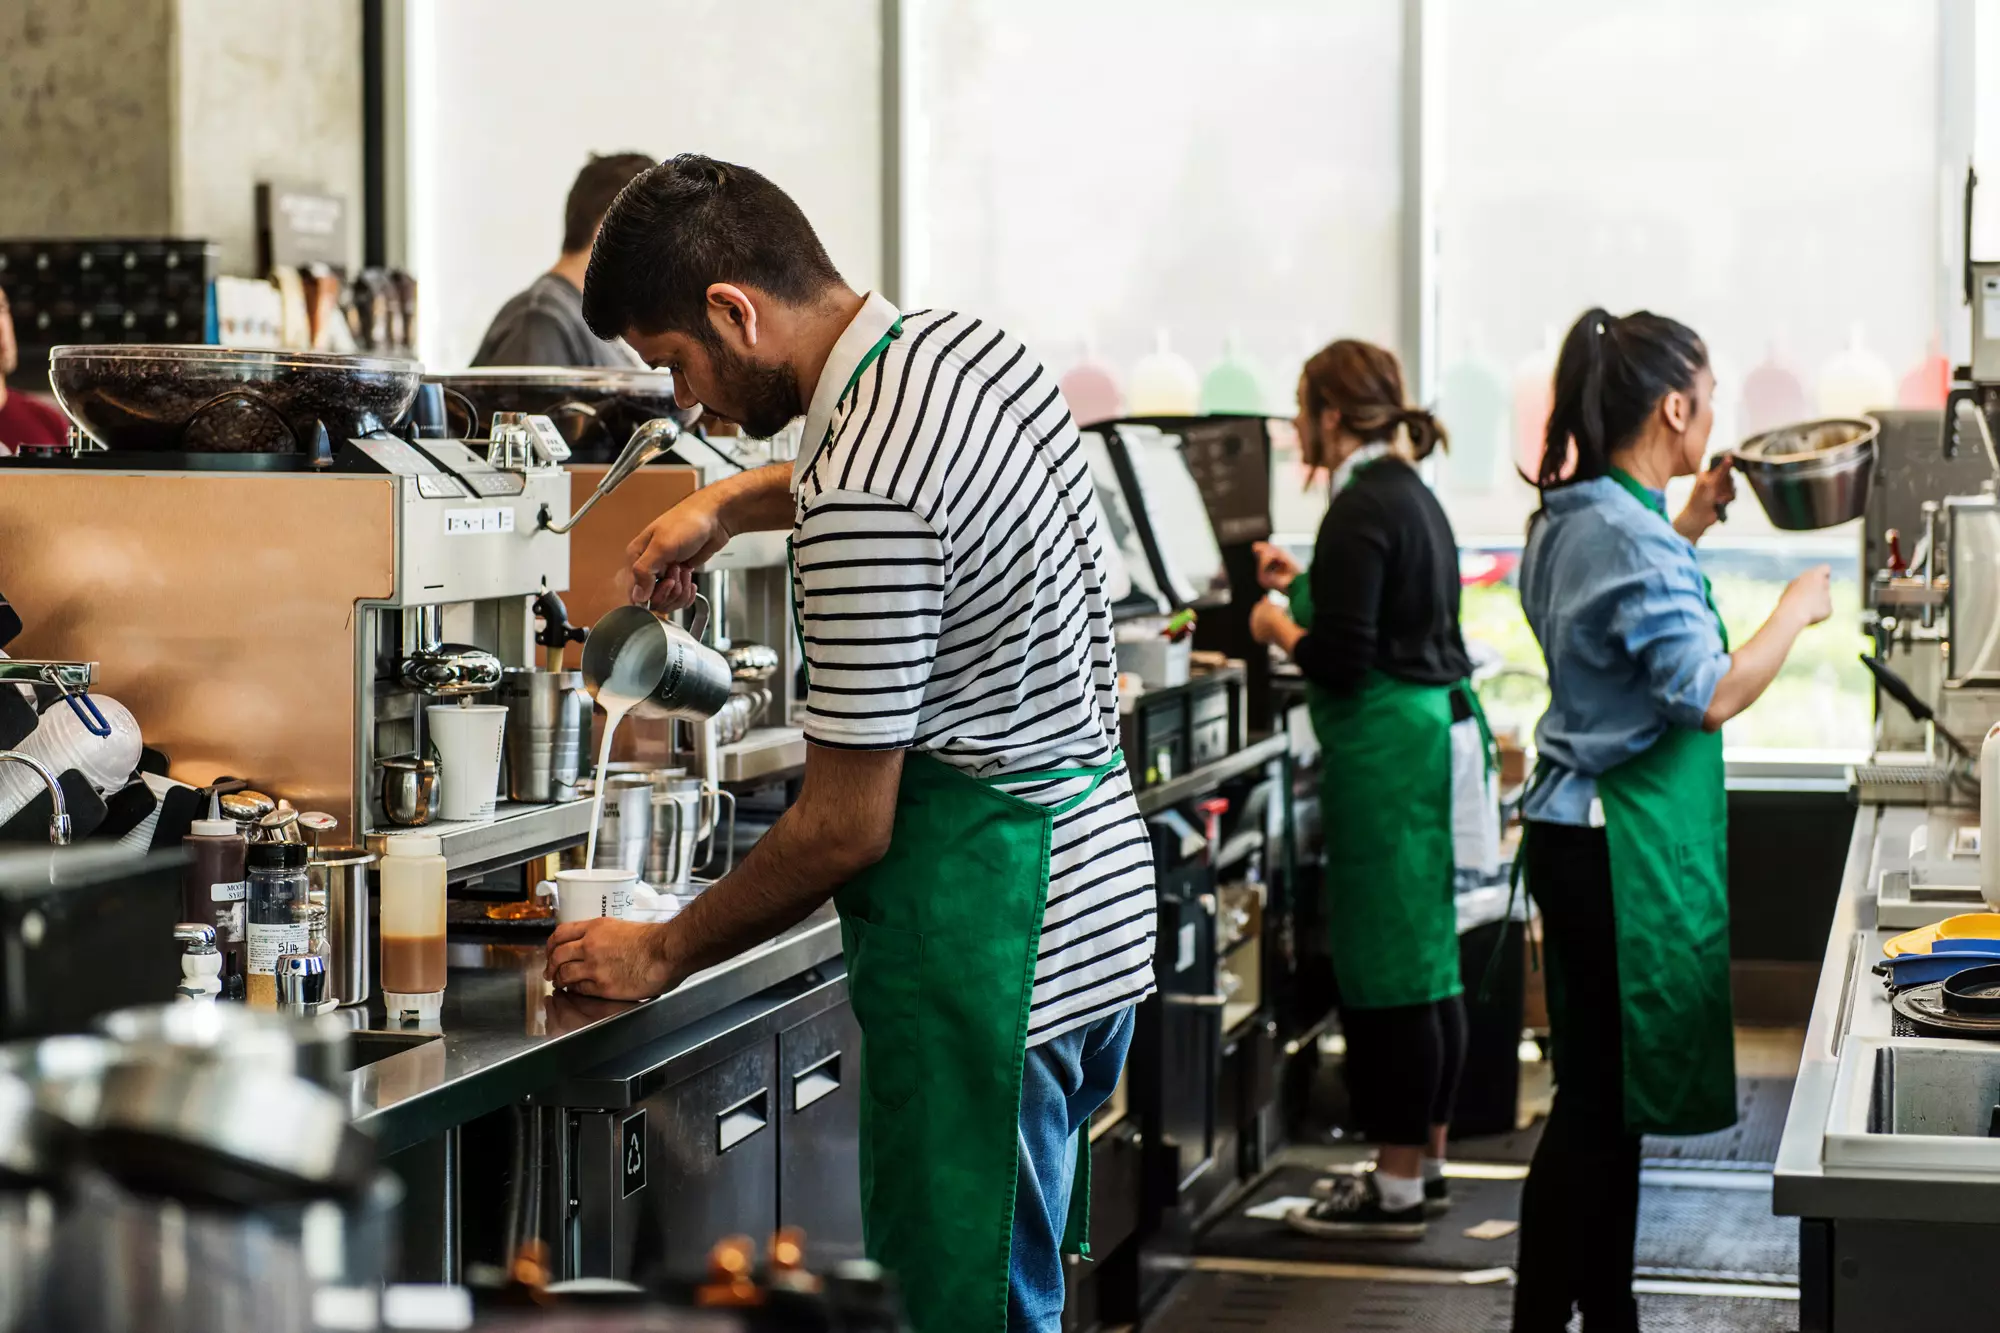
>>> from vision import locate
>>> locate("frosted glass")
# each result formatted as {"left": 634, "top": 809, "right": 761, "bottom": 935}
{"left": 909, "top": 0, "right": 1403, "bottom": 415}
{"left": 1435, "top": 0, "right": 1942, "bottom": 543}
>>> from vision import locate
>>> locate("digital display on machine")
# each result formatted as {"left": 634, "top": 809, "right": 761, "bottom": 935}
{"left": 1112, "top": 425, "right": 1232, "bottom": 610}
{"left": 1081, "top": 432, "right": 1170, "bottom": 618}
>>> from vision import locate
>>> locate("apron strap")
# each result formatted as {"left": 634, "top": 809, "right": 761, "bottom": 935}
{"left": 984, "top": 755, "right": 1124, "bottom": 815}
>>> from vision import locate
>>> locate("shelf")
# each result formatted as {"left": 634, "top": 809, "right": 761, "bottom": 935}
{"left": 365, "top": 797, "right": 595, "bottom": 881}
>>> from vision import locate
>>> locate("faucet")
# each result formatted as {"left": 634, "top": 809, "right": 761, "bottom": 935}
{"left": 539, "top": 416, "right": 685, "bottom": 535}
{"left": 0, "top": 751, "right": 70, "bottom": 845}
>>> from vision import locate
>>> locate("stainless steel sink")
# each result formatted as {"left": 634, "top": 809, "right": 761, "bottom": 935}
{"left": 345, "top": 1029, "right": 441, "bottom": 1071}
{"left": 1825, "top": 1036, "right": 2000, "bottom": 1173}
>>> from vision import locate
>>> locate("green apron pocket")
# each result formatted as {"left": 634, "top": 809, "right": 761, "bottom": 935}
{"left": 847, "top": 917, "right": 925, "bottom": 1112}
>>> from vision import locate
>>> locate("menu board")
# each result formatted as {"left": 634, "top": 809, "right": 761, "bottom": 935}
{"left": 1172, "top": 417, "right": 1274, "bottom": 546}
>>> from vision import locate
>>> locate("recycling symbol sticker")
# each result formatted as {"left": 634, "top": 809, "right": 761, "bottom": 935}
{"left": 620, "top": 1109, "right": 647, "bottom": 1198}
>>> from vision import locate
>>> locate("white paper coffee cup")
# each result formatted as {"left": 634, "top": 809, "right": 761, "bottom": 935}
{"left": 538, "top": 867, "right": 637, "bottom": 924}
{"left": 428, "top": 704, "right": 508, "bottom": 821}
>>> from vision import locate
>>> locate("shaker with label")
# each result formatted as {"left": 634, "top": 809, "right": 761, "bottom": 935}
{"left": 182, "top": 802, "right": 249, "bottom": 1000}
{"left": 379, "top": 832, "right": 447, "bottom": 1021}
{"left": 245, "top": 842, "right": 311, "bottom": 1009}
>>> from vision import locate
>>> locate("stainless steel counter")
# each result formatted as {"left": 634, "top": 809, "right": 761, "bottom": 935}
{"left": 348, "top": 909, "right": 843, "bottom": 1155}
{"left": 1774, "top": 801, "right": 2000, "bottom": 1224}
{"left": 349, "top": 737, "right": 1283, "bottom": 1158}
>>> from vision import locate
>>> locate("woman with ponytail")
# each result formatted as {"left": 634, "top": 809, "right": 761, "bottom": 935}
{"left": 1248, "top": 339, "right": 1495, "bottom": 1240}
{"left": 1513, "top": 309, "right": 1831, "bottom": 1330}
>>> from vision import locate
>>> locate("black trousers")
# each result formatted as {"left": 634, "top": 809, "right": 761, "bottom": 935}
{"left": 1514, "top": 820, "right": 1641, "bottom": 1333}
{"left": 1341, "top": 992, "right": 1469, "bottom": 1147}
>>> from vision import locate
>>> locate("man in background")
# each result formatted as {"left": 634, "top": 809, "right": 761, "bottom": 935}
{"left": 470, "top": 152, "right": 654, "bottom": 367}
{"left": 0, "top": 286, "right": 68, "bottom": 452}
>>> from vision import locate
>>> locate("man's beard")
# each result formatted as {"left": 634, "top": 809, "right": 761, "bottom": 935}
{"left": 708, "top": 338, "right": 801, "bottom": 440}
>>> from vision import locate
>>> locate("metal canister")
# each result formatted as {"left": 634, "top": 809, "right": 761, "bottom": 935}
{"left": 500, "top": 667, "right": 589, "bottom": 803}
{"left": 308, "top": 846, "right": 378, "bottom": 1009}
{"left": 595, "top": 773, "right": 654, "bottom": 875}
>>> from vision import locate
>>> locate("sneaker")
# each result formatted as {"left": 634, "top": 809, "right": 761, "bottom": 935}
{"left": 1307, "top": 1168, "right": 1452, "bottom": 1218}
{"left": 1285, "top": 1174, "right": 1427, "bottom": 1241}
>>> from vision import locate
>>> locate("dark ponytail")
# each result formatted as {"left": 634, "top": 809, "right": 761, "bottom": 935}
{"left": 1536, "top": 307, "right": 1706, "bottom": 490}
{"left": 1400, "top": 406, "right": 1448, "bottom": 462}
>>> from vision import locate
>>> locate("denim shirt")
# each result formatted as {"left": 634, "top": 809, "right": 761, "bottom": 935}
{"left": 1520, "top": 475, "right": 1731, "bottom": 826}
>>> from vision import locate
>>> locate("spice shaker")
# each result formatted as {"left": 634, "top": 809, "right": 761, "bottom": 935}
{"left": 245, "top": 842, "right": 311, "bottom": 1008}
{"left": 173, "top": 922, "right": 222, "bottom": 1002}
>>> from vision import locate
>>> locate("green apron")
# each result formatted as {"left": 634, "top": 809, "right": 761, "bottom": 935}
{"left": 1543, "top": 468, "right": 1736, "bottom": 1136}
{"left": 838, "top": 752, "right": 1118, "bottom": 1333}
{"left": 1287, "top": 468, "right": 1476, "bottom": 1010}
{"left": 793, "top": 311, "right": 1118, "bottom": 1331}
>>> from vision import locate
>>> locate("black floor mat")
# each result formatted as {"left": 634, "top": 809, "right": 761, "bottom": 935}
{"left": 1199, "top": 1165, "right": 1522, "bottom": 1271}
{"left": 1635, "top": 1180, "right": 1798, "bottom": 1283}
{"left": 1210, "top": 1164, "right": 1797, "bottom": 1282}
{"left": 1451, "top": 1121, "right": 1544, "bottom": 1165}
{"left": 1643, "top": 1078, "right": 1795, "bottom": 1170}
{"left": 1144, "top": 1271, "right": 1798, "bottom": 1333}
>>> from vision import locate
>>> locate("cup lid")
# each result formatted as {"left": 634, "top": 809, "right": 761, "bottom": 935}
{"left": 384, "top": 832, "right": 442, "bottom": 858}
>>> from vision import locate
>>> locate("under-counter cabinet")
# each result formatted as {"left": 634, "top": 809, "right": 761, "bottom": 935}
{"left": 546, "top": 969, "right": 861, "bottom": 1282}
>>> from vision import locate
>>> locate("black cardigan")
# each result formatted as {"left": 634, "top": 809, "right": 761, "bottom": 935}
{"left": 1292, "top": 458, "right": 1473, "bottom": 695}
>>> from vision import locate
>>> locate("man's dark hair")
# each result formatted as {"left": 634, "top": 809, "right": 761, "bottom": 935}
{"left": 562, "top": 153, "right": 657, "bottom": 253}
{"left": 582, "top": 154, "right": 845, "bottom": 345}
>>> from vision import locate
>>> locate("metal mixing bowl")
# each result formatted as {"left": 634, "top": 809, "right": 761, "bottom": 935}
{"left": 1729, "top": 416, "right": 1878, "bottom": 530}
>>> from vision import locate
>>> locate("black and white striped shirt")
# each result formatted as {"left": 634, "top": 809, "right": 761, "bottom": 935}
{"left": 791, "top": 294, "right": 1156, "bottom": 1046}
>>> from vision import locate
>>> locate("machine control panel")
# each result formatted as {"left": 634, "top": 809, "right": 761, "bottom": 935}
{"left": 1974, "top": 262, "right": 2000, "bottom": 384}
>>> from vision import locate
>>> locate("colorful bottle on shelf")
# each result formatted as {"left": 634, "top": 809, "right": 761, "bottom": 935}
{"left": 1200, "top": 334, "right": 1269, "bottom": 416}
{"left": 1899, "top": 336, "right": 1951, "bottom": 410}
{"left": 1741, "top": 341, "right": 1810, "bottom": 437}
{"left": 1439, "top": 333, "right": 1505, "bottom": 492}
{"left": 1059, "top": 339, "right": 1124, "bottom": 427}
{"left": 1816, "top": 324, "right": 1895, "bottom": 419}
{"left": 1128, "top": 331, "right": 1200, "bottom": 417}
{"left": 1510, "top": 329, "right": 1559, "bottom": 481}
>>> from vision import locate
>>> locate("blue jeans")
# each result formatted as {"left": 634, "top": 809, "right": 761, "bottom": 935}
{"left": 1007, "top": 1006, "right": 1137, "bottom": 1333}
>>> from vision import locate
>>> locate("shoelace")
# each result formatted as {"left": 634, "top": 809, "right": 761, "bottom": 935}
{"left": 1315, "top": 1173, "right": 1374, "bottom": 1214}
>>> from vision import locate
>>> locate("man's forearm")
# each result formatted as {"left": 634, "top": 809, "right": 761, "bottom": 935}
{"left": 652, "top": 800, "right": 862, "bottom": 979}
{"left": 712, "top": 462, "right": 797, "bottom": 536}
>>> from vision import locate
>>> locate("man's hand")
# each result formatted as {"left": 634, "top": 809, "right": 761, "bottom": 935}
{"left": 626, "top": 492, "right": 730, "bottom": 612}
{"left": 1674, "top": 456, "right": 1736, "bottom": 544}
{"left": 545, "top": 917, "right": 684, "bottom": 1000}
{"left": 545, "top": 744, "right": 903, "bottom": 999}
{"left": 625, "top": 462, "right": 800, "bottom": 611}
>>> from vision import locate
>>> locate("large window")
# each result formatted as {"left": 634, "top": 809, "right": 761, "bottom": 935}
{"left": 1430, "top": 0, "right": 1946, "bottom": 545}
{"left": 904, "top": 0, "right": 1405, "bottom": 411}
{"left": 903, "top": 0, "right": 1956, "bottom": 754}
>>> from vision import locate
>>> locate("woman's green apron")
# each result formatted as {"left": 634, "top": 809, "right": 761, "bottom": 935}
{"left": 1545, "top": 467, "right": 1735, "bottom": 1136}
{"left": 791, "top": 314, "right": 1120, "bottom": 1332}
{"left": 1288, "top": 457, "right": 1487, "bottom": 1009}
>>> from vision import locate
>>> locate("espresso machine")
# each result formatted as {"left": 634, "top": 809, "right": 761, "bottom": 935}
{"left": 0, "top": 346, "right": 728, "bottom": 885}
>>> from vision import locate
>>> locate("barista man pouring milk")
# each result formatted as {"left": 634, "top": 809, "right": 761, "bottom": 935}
{"left": 543, "top": 155, "right": 1156, "bottom": 1333}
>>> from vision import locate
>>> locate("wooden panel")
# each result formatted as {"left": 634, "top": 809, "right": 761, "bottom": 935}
{"left": 0, "top": 472, "right": 396, "bottom": 823}
{"left": 559, "top": 466, "right": 700, "bottom": 671}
